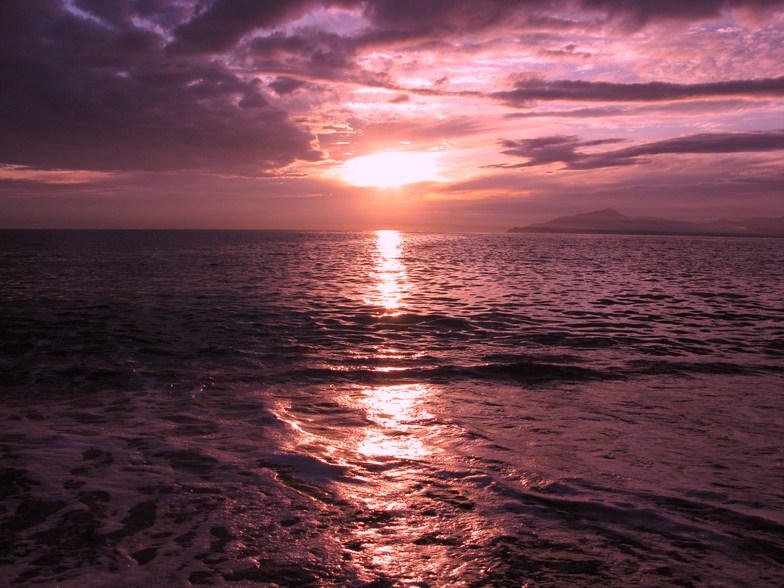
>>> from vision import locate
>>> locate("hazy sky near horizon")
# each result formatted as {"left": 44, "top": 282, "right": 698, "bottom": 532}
{"left": 1, "top": 0, "right": 783, "bottom": 229}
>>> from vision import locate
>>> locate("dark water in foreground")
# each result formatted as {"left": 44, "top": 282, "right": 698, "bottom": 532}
{"left": 1, "top": 230, "right": 783, "bottom": 587}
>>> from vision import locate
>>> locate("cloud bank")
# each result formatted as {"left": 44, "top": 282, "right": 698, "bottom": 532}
{"left": 495, "top": 131, "right": 784, "bottom": 169}
{"left": 495, "top": 76, "right": 784, "bottom": 106}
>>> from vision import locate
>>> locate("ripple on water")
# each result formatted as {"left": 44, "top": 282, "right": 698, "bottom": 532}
{"left": 0, "top": 231, "right": 783, "bottom": 586}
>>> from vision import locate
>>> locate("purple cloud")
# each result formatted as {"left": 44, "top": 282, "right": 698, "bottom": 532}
{"left": 495, "top": 76, "right": 784, "bottom": 106}
{"left": 494, "top": 131, "right": 784, "bottom": 170}
{"left": 497, "top": 136, "right": 625, "bottom": 167}
{"left": 169, "top": 0, "right": 328, "bottom": 55}
{"left": 364, "top": 0, "right": 532, "bottom": 33}
{"left": 365, "top": 0, "right": 784, "bottom": 36}
{"left": 0, "top": 0, "right": 321, "bottom": 173}
{"left": 576, "top": 130, "right": 784, "bottom": 169}
{"left": 1, "top": 0, "right": 782, "bottom": 182}
{"left": 269, "top": 76, "right": 309, "bottom": 95}
{"left": 504, "top": 100, "right": 769, "bottom": 119}
{"left": 580, "top": 0, "right": 784, "bottom": 29}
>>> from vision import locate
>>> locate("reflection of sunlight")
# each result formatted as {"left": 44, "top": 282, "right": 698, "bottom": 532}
{"left": 373, "top": 230, "right": 406, "bottom": 315}
{"left": 359, "top": 232, "right": 432, "bottom": 459}
{"left": 357, "top": 384, "right": 432, "bottom": 460}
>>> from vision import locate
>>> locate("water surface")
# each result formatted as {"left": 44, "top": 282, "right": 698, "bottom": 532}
{"left": 1, "top": 230, "right": 782, "bottom": 586}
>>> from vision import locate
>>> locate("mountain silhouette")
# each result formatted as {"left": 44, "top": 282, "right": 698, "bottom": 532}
{"left": 509, "top": 210, "right": 784, "bottom": 237}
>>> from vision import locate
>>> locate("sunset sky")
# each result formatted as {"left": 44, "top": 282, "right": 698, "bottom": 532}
{"left": 1, "top": 0, "right": 783, "bottom": 230}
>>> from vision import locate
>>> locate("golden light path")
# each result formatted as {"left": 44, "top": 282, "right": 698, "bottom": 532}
{"left": 356, "top": 383, "right": 431, "bottom": 461}
{"left": 373, "top": 229, "right": 406, "bottom": 315}
{"left": 358, "top": 231, "right": 431, "bottom": 459}
{"left": 359, "top": 231, "right": 430, "bottom": 462}
{"left": 340, "top": 151, "right": 440, "bottom": 188}
{"left": 278, "top": 230, "right": 489, "bottom": 584}
{"left": 351, "top": 231, "right": 451, "bottom": 583}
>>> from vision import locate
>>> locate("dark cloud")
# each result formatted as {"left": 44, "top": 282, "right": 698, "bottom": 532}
{"left": 269, "top": 76, "right": 309, "bottom": 94}
{"left": 363, "top": 0, "right": 784, "bottom": 37}
{"left": 249, "top": 29, "right": 358, "bottom": 72}
{"left": 189, "top": 0, "right": 784, "bottom": 71}
{"left": 495, "top": 76, "right": 784, "bottom": 106}
{"left": 580, "top": 0, "right": 784, "bottom": 30}
{"left": 362, "top": 0, "right": 784, "bottom": 44}
{"left": 537, "top": 44, "right": 592, "bottom": 59}
{"left": 494, "top": 131, "right": 784, "bottom": 170}
{"left": 497, "top": 136, "right": 624, "bottom": 167}
{"left": 504, "top": 99, "right": 770, "bottom": 119}
{"left": 243, "top": 30, "right": 407, "bottom": 93}
{"left": 183, "top": 0, "right": 784, "bottom": 98}
{"left": 169, "top": 0, "right": 318, "bottom": 55}
{"left": 574, "top": 130, "right": 784, "bottom": 169}
{"left": 0, "top": 0, "right": 320, "bottom": 173}
{"left": 168, "top": 0, "right": 372, "bottom": 55}
{"left": 245, "top": 28, "right": 443, "bottom": 88}
{"left": 73, "top": 0, "right": 189, "bottom": 28}
{"left": 364, "top": 0, "right": 530, "bottom": 34}
{"left": 506, "top": 106, "right": 629, "bottom": 119}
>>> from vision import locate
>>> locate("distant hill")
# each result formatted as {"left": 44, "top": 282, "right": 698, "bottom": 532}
{"left": 508, "top": 208, "right": 784, "bottom": 237}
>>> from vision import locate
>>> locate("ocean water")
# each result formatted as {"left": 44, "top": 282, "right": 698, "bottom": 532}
{"left": 0, "top": 230, "right": 782, "bottom": 587}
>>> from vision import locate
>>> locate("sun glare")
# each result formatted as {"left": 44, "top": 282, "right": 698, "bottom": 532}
{"left": 340, "top": 151, "right": 439, "bottom": 188}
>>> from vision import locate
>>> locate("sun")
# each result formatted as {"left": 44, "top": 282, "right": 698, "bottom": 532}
{"left": 340, "top": 151, "right": 439, "bottom": 188}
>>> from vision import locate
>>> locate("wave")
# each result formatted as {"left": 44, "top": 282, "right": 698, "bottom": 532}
{"left": 274, "top": 360, "right": 607, "bottom": 386}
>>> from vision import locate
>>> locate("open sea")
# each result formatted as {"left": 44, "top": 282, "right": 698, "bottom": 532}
{"left": 1, "top": 229, "right": 782, "bottom": 587}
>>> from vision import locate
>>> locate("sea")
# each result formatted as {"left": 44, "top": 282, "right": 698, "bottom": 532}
{"left": 1, "top": 230, "right": 782, "bottom": 587}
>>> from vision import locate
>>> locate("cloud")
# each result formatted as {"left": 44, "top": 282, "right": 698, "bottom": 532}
{"left": 494, "top": 131, "right": 784, "bottom": 170}
{"left": 575, "top": 130, "right": 784, "bottom": 169}
{"left": 269, "top": 76, "right": 309, "bottom": 94}
{"left": 580, "top": 0, "right": 784, "bottom": 30}
{"left": 495, "top": 76, "right": 784, "bottom": 106}
{"left": 1, "top": 0, "right": 782, "bottom": 191}
{"left": 364, "top": 0, "right": 784, "bottom": 36}
{"left": 538, "top": 44, "right": 592, "bottom": 59}
{"left": 168, "top": 0, "right": 327, "bottom": 55}
{"left": 71, "top": 0, "right": 192, "bottom": 29}
{"left": 184, "top": 0, "right": 784, "bottom": 72}
{"left": 496, "top": 136, "right": 625, "bottom": 168}
{"left": 0, "top": 0, "right": 321, "bottom": 173}
{"left": 248, "top": 30, "right": 359, "bottom": 75}
{"left": 364, "top": 0, "right": 532, "bottom": 34}
{"left": 504, "top": 99, "right": 771, "bottom": 119}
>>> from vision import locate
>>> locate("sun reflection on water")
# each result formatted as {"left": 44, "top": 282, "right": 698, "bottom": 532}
{"left": 346, "top": 233, "right": 455, "bottom": 582}
{"left": 373, "top": 230, "right": 406, "bottom": 315}
{"left": 359, "top": 232, "right": 433, "bottom": 459}
{"left": 270, "top": 230, "right": 473, "bottom": 584}
{"left": 356, "top": 384, "right": 433, "bottom": 460}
